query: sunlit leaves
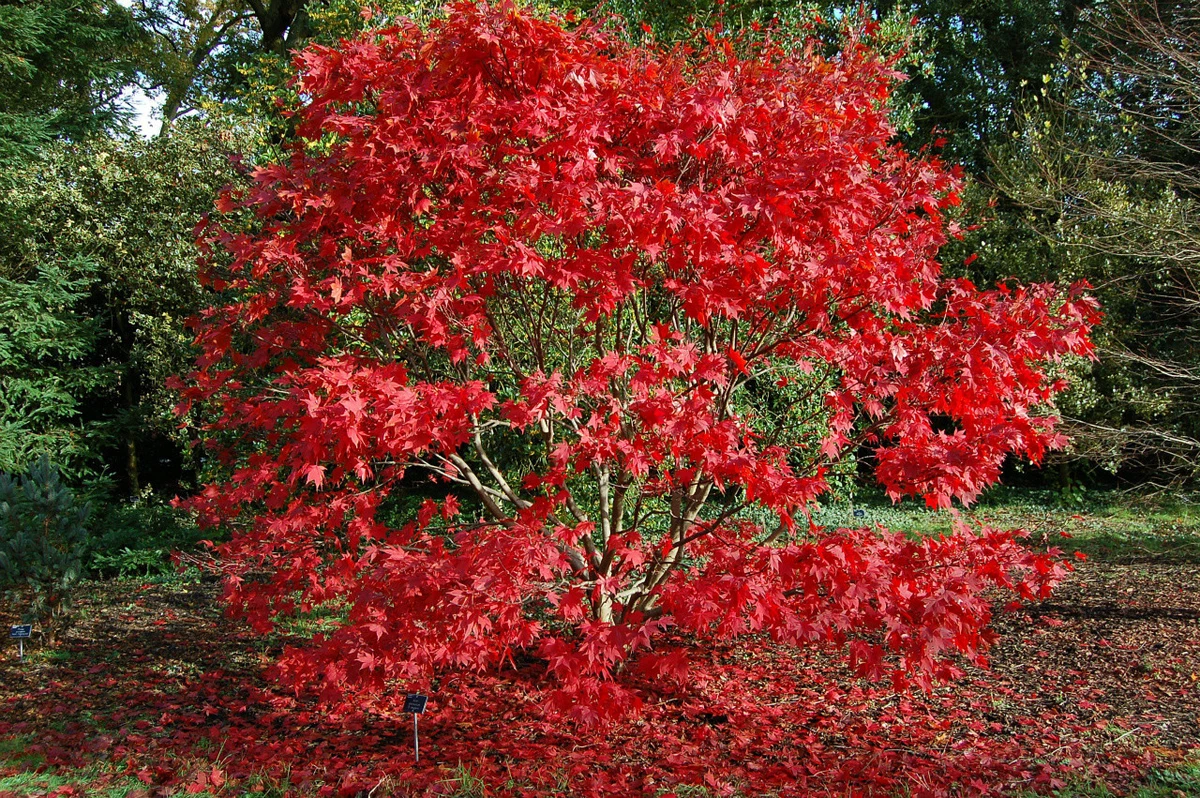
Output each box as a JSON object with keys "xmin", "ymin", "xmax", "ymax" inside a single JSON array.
[{"xmin": 179, "ymin": 1, "xmax": 1097, "ymax": 721}]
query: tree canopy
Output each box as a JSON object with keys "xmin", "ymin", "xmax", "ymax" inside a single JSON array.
[
  {"xmin": 177, "ymin": 1, "xmax": 1097, "ymax": 718},
  {"xmin": 0, "ymin": 0, "xmax": 143, "ymax": 163}
]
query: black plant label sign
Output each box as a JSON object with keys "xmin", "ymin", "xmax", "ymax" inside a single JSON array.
[
  {"xmin": 9, "ymin": 625, "xmax": 31, "ymax": 639},
  {"xmin": 403, "ymin": 694, "xmax": 428, "ymax": 714}
]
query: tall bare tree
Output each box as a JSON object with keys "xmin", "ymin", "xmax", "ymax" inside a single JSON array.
[{"xmin": 994, "ymin": 0, "xmax": 1200, "ymax": 487}]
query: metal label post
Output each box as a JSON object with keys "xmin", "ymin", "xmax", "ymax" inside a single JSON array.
[
  {"xmin": 10, "ymin": 625, "xmax": 31, "ymax": 661},
  {"xmin": 402, "ymin": 694, "xmax": 428, "ymax": 763}
]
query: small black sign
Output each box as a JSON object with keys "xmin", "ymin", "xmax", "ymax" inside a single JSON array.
[
  {"xmin": 402, "ymin": 694, "xmax": 428, "ymax": 714},
  {"xmin": 853, "ymin": 509, "xmax": 866, "ymax": 518},
  {"xmin": 9, "ymin": 625, "xmax": 31, "ymax": 639}
]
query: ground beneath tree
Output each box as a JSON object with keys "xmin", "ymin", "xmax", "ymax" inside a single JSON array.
[{"xmin": 1, "ymin": 557, "xmax": 1198, "ymax": 797}]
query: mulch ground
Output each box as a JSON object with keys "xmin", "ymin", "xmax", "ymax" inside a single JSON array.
[{"xmin": 0, "ymin": 558, "xmax": 1197, "ymax": 797}]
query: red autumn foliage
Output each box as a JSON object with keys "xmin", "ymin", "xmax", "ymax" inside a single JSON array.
[{"xmin": 176, "ymin": 1, "xmax": 1099, "ymax": 721}]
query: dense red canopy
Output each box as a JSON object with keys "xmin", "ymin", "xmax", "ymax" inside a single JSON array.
[{"xmin": 177, "ymin": 1, "xmax": 1098, "ymax": 722}]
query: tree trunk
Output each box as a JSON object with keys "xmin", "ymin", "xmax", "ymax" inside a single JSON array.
[
  {"xmin": 253, "ymin": 0, "xmax": 309, "ymax": 55},
  {"xmin": 124, "ymin": 364, "xmax": 140, "ymax": 497}
]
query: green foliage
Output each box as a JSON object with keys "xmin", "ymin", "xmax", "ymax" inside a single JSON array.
[
  {"xmin": 0, "ymin": 258, "xmax": 114, "ymax": 479},
  {"xmin": 0, "ymin": 0, "xmax": 144, "ymax": 164},
  {"xmin": 876, "ymin": 0, "xmax": 1086, "ymax": 170},
  {"xmin": 89, "ymin": 497, "xmax": 211, "ymax": 577},
  {"xmin": 89, "ymin": 546, "xmax": 168, "ymax": 579},
  {"xmin": 0, "ymin": 122, "xmax": 248, "ymax": 498},
  {"xmin": 0, "ymin": 455, "xmax": 90, "ymax": 637},
  {"xmin": 986, "ymin": 2, "xmax": 1200, "ymax": 487},
  {"xmin": 131, "ymin": 0, "xmax": 262, "ymax": 134}
]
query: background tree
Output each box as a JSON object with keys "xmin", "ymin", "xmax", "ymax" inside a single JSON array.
[
  {"xmin": 131, "ymin": 0, "xmax": 258, "ymax": 134},
  {"xmin": 0, "ymin": 260, "xmax": 110, "ymax": 478},
  {"xmin": 874, "ymin": 0, "xmax": 1088, "ymax": 171},
  {"xmin": 0, "ymin": 123, "xmax": 247, "ymax": 496},
  {"xmin": 126, "ymin": 0, "xmax": 451, "ymax": 139},
  {"xmin": 0, "ymin": 455, "xmax": 90, "ymax": 642},
  {"xmin": 0, "ymin": 0, "xmax": 144, "ymax": 164},
  {"xmin": 992, "ymin": 0, "xmax": 1200, "ymax": 486}
]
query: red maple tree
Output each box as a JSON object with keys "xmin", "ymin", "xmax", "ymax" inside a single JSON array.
[{"xmin": 177, "ymin": 2, "xmax": 1099, "ymax": 722}]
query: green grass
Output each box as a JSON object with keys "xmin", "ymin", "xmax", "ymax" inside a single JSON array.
[
  {"xmin": 663, "ymin": 786, "xmax": 719, "ymax": 797},
  {"xmin": 444, "ymin": 762, "xmax": 490, "ymax": 797},
  {"xmin": 0, "ymin": 735, "xmax": 42, "ymax": 771},
  {"xmin": 1028, "ymin": 759, "xmax": 1200, "ymax": 796},
  {"xmin": 0, "ymin": 770, "xmax": 148, "ymax": 797},
  {"xmin": 812, "ymin": 488, "xmax": 1200, "ymax": 563},
  {"xmin": 0, "ymin": 760, "xmax": 310, "ymax": 797},
  {"xmin": 270, "ymin": 601, "xmax": 350, "ymax": 640},
  {"xmin": 1142, "ymin": 760, "xmax": 1200, "ymax": 794}
]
